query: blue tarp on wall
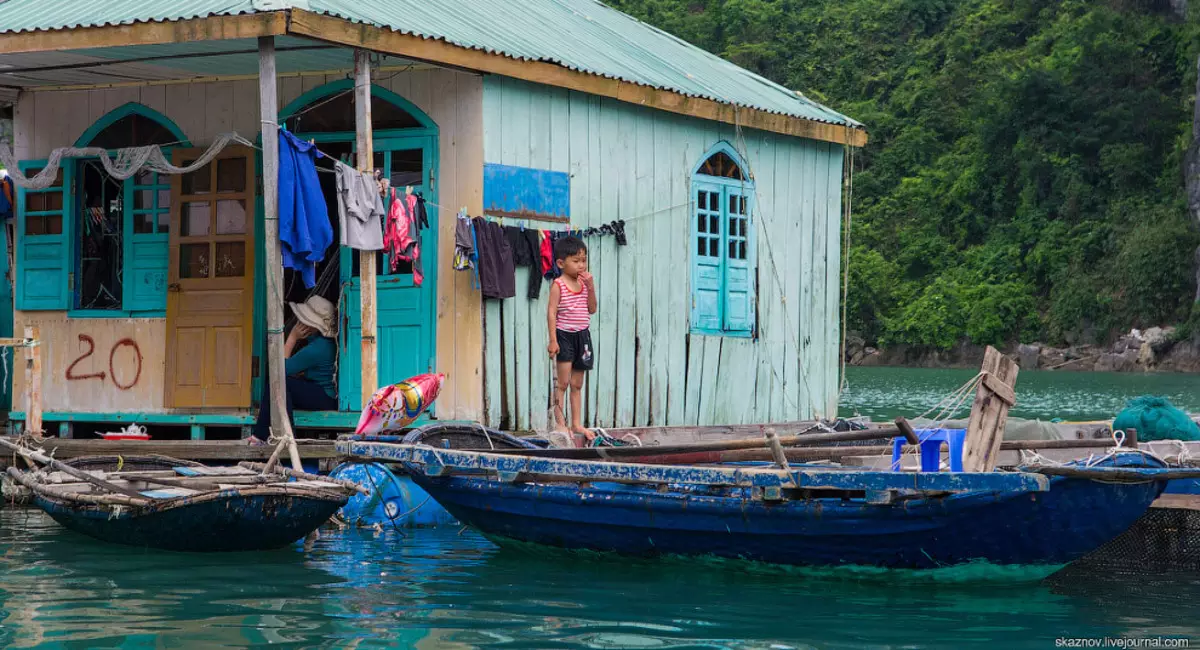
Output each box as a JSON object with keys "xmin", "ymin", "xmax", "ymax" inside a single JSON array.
[{"xmin": 483, "ymin": 163, "xmax": 570, "ymax": 221}]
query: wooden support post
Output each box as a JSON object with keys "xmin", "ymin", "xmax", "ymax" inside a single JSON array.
[
  {"xmin": 962, "ymin": 346, "xmax": 1020, "ymax": 472},
  {"xmin": 258, "ymin": 36, "xmax": 301, "ymax": 471},
  {"xmin": 58, "ymin": 422, "xmax": 70, "ymax": 439},
  {"xmin": 190, "ymin": 424, "xmax": 204, "ymax": 441},
  {"xmin": 24, "ymin": 326, "xmax": 41, "ymax": 437},
  {"xmin": 764, "ymin": 427, "xmax": 791, "ymax": 471},
  {"xmin": 355, "ymin": 49, "xmax": 379, "ymax": 405}
]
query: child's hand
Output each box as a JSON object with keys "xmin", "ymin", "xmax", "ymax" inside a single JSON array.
[
  {"xmin": 580, "ymin": 271, "xmax": 594, "ymax": 286},
  {"xmin": 548, "ymin": 342, "xmax": 560, "ymax": 358}
]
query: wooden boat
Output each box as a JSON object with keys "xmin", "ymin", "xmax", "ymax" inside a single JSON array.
[
  {"xmin": 337, "ymin": 437, "xmax": 1190, "ymax": 569},
  {"xmin": 5, "ymin": 446, "xmax": 362, "ymax": 552}
]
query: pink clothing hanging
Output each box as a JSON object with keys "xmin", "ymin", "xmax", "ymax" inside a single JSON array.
[{"xmin": 383, "ymin": 189, "xmax": 424, "ymax": 286}]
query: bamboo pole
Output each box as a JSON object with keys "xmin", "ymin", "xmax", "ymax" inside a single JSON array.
[
  {"xmin": 355, "ymin": 49, "xmax": 379, "ymax": 405},
  {"xmin": 553, "ymin": 437, "xmax": 1135, "ymax": 466},
  {"xmin": 258, "ymin": 36, "xmax": 302, "ymax": 472},
  {"xmin": 239, "ymin": 461, "xmax": 369, "ymax": 494},
  {"xmin": 0, "ymin": 438, "xmax": 149, "ymax": 501},
  {"xmin": 7, "ymin": 467, "xmax": 147, "ymax": 507},
  {"xmin": 483, "ymin": 426, "xmax": 910, "ymax": 459},
  {"xmin": 24, "ymin": 326, "xmax": 41, "ymax": 437}
]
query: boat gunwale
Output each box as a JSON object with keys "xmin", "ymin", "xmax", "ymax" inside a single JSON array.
[{"xmin": 336, "ymin": 440, "xmax": 1055, "ymax": 494}]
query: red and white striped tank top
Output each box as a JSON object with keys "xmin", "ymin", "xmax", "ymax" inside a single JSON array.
[{"xmin": 555, "ymin": 277, "xmax": 590, "ymax": 332}]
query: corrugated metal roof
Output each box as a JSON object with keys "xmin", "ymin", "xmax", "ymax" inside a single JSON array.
[
  {"xmin": 0, "ymin": 0, "xmax": 261, "ymax": 32},
  {"xmin": 0, "ymin": 0, "xmax": 860, "ymax": 127}
]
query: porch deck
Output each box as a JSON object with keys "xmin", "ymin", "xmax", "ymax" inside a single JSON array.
[{"xmin": 8, "ymin": 410, "xmax": 360, "ymax": 439}]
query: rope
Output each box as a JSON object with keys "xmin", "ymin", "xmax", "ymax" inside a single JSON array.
[
  {"xmin": 839, "ymin": 129, "xmax": 855, "ymax": 396},
  {"xmin": 731, "ymin": 116, "xmax": 821, "ymax": 417}
]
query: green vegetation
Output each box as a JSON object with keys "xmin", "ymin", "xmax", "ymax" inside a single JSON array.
[{"xmin": 610, "ymin": 0, "xmax": 1200, "ymax": 348}]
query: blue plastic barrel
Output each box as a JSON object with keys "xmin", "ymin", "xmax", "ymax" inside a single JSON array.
[{"xmin": 329, "ymin": 462, "xmax": 455, "ymax": 527}]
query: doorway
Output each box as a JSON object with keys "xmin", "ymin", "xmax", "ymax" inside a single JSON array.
[{"xmin": 278, "ymin": 81, "xmax": 439, "ymax": 412}]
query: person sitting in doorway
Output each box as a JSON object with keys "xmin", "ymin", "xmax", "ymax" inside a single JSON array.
[{"xmin": 251, "ymin": 295, "xmax": 339, "ymax": 444}]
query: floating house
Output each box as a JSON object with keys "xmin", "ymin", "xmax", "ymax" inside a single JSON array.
[{"xmin": 0, "ymin": 0, "xmax": 866, "ymax": 439}]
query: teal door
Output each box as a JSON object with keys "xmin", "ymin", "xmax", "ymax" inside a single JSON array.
[{"xmin": 338, "ymin": 136, "xmax": 438, "ymax": 411}]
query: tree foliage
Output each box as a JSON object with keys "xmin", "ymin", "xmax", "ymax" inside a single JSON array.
[{"xmin": 610, "ymin": 0, "xmax": 1200, "ymax": 348}]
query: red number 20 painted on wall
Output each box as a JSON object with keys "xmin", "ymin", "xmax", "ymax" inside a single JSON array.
[{"xmin": 65, "ymin": 334, "xmax": 143, "ymax": 390}]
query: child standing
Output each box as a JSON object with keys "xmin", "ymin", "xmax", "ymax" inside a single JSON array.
[{"xmin": 547, "ymin": 236, "xmax": 597, "ymax": 441}]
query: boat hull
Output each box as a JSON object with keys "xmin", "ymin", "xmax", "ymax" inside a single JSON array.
[
  {"xmin": 410, "ymin": 464, "xmax": 1165, "ymax": 569},
  {"xmin": 35, "ymin": 492, "xmax": 344, "ymax": 552}
]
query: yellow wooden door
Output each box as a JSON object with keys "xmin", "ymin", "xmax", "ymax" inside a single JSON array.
[{"xmin": 164, "ymin": 147, "xmax": 256, "ymax": 408}]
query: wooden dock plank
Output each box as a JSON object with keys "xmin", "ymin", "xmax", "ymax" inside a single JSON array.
[{"xmin": 0, "ymin": 437, "xmax": 338, "ymax": 468}]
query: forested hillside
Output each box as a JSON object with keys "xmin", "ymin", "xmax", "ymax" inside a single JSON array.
[{"xmin": 609, "ymin": 0, "xmax": 1200, "ymax": 349}]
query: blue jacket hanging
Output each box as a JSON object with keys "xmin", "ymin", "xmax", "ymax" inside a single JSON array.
[{"xmin": 278, "ymin": 129, "xmax": 333, "ymax": 288}]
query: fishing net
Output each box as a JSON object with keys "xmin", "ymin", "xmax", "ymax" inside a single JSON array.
[
  {"xmin": 1112, "ymin": 395, "xmax": 1200, "ymax": 442},
  {"xmin": 0, "ymin": 133, "xmax": 254, "ymax": 189},
  {"xmin": 1049, "ymin": 505, "xmax": 1200, "ymax": 578}
]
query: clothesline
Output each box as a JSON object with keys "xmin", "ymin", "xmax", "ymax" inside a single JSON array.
[{"xmin": 425, "ymin": 198, "xmax": 691, "ymax": 230}]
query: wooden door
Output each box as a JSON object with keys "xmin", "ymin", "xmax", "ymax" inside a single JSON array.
[{"xmin": 164, "ymin": 147, "xmax": 256, "ymax": 408}]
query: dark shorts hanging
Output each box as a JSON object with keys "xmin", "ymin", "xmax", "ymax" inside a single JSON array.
[{"xmin": 556, "ymin": 328, "xmax": 594, "ymax": 371}]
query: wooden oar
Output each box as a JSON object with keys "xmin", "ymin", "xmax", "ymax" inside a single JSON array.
[
  {"xmin": 472, "ymin": 422, "xmax": 918, "ymax": 460},
  {"xmin": 0, "ymin": 438, "xmax": 149, "ymax": 500}
]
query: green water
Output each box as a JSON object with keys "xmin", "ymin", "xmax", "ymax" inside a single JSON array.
[
  {"xmin": 1, "ymin": 510, "xmax": 1199, "ymax": 649},
  {"xmin": 841, "ymin": 366, "xmax": 1200, "ymax": 422},
  {"xmin": 4, "ymin": 367, "xmax": 1200, "ymax": 648}
]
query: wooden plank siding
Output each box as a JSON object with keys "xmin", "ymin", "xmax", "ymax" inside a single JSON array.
[
  {"xmin": 12, "ymin": 68, "xmax": 486, "ymax": 420},
  {"xmin": 481, "ymin": 77, "xmax": 844, "ymax": 430}
]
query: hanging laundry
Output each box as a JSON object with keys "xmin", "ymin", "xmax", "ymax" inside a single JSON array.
[
  {"xmin": 473, "ymin": 217, "xmax": 515, "ymax": 299},
  {"xmin": 503, "ymin": 225, "xmax": 543, "ymax": 300},
  {"xmin": 390, "ymin": 190, "xmax": 425, "ymax": 287},
  {"xmin": 540, "ymin": 230, "xmax": 557, "ymax": 279},
  {"xmin": 334, "ymin": 160, "xmax": 385, "ymax": 252},
  {"xmin": 0, "ymin": 172, "xmax": 14, "ymax": 220},
  {"xmin": 453, "ymin": 209, "xmax": 475, "ymax": 271},
  {"xmin": 412, "ymin": 191, "xmax": 429, "ymax": 230},
  {"xmin": 542, "ymin": 230, "xmax": 568, "ymax": 281},
  {"xmin": 382, "ymin": 189, "xmax": 422, "ymax": 286},
  {"xmin": 279, "ymin": 130, "xmax": 334, "ymax": 289}
]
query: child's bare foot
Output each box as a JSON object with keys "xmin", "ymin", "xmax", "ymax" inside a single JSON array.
[{"xmin": 571, "ymin": 426, "xmax": 594, "ymax": 442}]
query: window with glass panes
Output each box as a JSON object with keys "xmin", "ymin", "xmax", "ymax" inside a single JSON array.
[{"xmin": 689, "ymin": 144, "xmax": 755, "ymax": 337}]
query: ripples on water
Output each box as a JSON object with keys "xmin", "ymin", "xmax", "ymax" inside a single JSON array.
[
  {"xmin": 1, "ymin": 509, "xmax": 1199, "ymax": 648},
  {"xmin": 840, "ymin": 367, "xmax": 1200, "ymax": 422}
]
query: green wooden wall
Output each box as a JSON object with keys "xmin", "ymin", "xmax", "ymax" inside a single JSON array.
[{"xmin": 481, "ymin": 77, "xmax": 845, "ymax": 430}]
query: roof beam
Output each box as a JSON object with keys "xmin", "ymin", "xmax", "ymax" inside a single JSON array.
[
  {"xmin": 286, "ymin": 10, "xmax": 867, "ymax": 146},
  {"xmin": 0, "ymin": 12, "xmax": 287, "ymax": 56}
]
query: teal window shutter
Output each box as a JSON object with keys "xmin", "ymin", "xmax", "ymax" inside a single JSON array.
[
  {"xmin": 15, "ymin": 160, "xmax": 72, "ymax": 311},
  {"xmin": 691, "ymin": 182, "xmax": 724, "ymax": 334},
  {"xmin": 723, "ymin": 188, "xmax": 754, "ymax": 335},
  {"xmin": 124, "ymin": 171, "xmax": 170, "ymax": 312}
]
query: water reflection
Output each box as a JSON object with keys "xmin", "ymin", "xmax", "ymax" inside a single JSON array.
[
  {"xmin": 1, "ymin": 510, "xmax": 1198, "ymax": 648},
  {"xmin": 841, "ymin": 367, "xmax": 1200, "ymax": 421}
]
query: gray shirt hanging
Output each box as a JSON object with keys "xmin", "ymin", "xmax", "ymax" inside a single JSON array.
[{"xmin": 334, "ymin": 160, "xmax": 385, "ymax": 251}]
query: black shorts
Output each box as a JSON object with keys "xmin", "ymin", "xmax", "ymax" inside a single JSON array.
[{"xmin": 556, "ymin": 328, "xmax": 594, "ymax": 371}]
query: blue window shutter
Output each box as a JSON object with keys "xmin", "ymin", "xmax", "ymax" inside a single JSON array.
[
  {"xmin": 723, "ymin": 187, "xmax": 754, "ymax": 335},
  {"xmin": 124, "ymin": 172, "xmax": 169, "ymax": 312},
  {"xmin": 690, "ymin": 182, "xmax": 724, "ymax": 333},
  {"xmin": 125, "ymin": 235, "xmax": 168, "ymax": 311},
  {"xmin": 15, "ymin": 160, "xmax": 71, "ymax": 311}
]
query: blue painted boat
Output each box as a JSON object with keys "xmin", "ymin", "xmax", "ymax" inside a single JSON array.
[
  {"xmin": 8, "ymin": 454, "xmax": 357, "ymax": 552},
  {"xmin": 336, "ymin": 439, "xmax": 1175, "ymax": 569}
]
